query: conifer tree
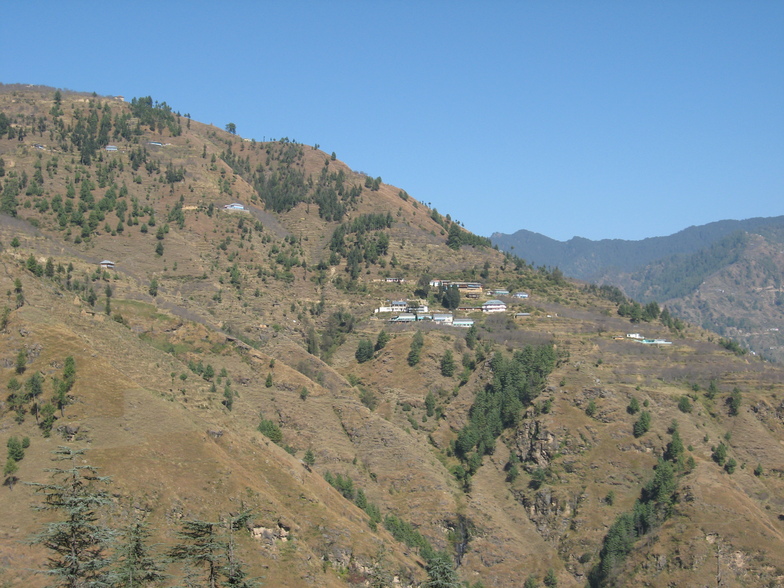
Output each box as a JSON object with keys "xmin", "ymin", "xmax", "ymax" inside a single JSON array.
[
  {"xmin": 114, "ymin": 516, "xmax": 167, "ymax": 587},
  {"xmin": 424, "ymin": 551, "xmax": 460, "ymax": 587},
  {"xmin": 375, "ymin": 329, "xmax": 390, "ymax": 351},
  {"xmin": 169, "ymin": 520, "xmax": 223, "ymax": 588},
  {"xmin": 440, "ymin": 350, "xmax": 455, "ymax": 377},
  {"xmin": 28, "ymin": 446, "xmax": 116, "ymax": 587},
  {"xmin": 168, "ymin": 512, "xmax": 253, "ymax": 588}
]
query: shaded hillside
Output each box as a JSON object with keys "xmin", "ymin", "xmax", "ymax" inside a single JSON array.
[
  {"xmin": 491, "ymin": 216, "xmax": 784, "ymax": 280},
  {"xmin": 2, "ymin": 85, "xmax": 784, "ymax": 588}
]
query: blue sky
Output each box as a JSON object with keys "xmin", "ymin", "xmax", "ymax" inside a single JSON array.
[{"xmin": 3, "ymin": 2, "xmax": 782, "ymax": 241}]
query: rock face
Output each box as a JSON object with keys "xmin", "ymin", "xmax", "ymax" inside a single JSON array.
[{"xmin": 513, "ymin": 412, "xmax": 559, "ymax": 468}]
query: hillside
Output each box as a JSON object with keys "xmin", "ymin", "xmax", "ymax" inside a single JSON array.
[
  {"xmin": 492, "ymin": 220, "xmax": 784, "ymax": 362},
  {"xmin": 2, "ymin": 84, "xmax": 784, "ymax": 587}
]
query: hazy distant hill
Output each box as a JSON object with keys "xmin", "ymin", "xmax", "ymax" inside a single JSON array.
[
  {"xmin": 491, "ymin": 215, "xmax": 784, "ymax": 280},
  {"xmin": 2, "ymin": 84, "xmax": 784, "ymax": 587},
  {"xmin": 492, "ymin": 218, "xmax": 784, "ymax": 361}
]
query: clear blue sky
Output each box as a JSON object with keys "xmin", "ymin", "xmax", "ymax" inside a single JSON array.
[{"xmin": 3, "ymin": 2, "xmax": 782, "ymax": 241}]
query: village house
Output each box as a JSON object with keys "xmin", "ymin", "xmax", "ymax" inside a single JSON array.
[
  {"xmin": 99, "ymin": 260, "xmax": 115, "ymax": 270},
  {"xmin": 482, "ymin": 299, "xmax": 507, "ymax": 313},
  {"xmin": 390, "ymin": 300, "xmax": 407, "ymax": 313},
  {"xmin": 390, "ymin": 313, "xmax": 416, "ymax": 323}
]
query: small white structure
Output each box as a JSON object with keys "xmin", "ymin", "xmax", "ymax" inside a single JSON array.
[
  {"xmin": 390, "ymin": 300, "xmax": 407, "ymax": 312},
  {"xmin": 105, "ymin": 145, "xmax": 118, "ymax": 152},
  {"xmin": 99, "ymin": 260, "xmax": 115, "ymax": 270},
  {"xmin": 514, "ymin": 292, "xmax": 529, "ymax": 299},
  {"xmin": 390, "ymin": 313, "xmax": 416, "ymax": 323},
  {"xmin": 452, "ymin": 318, "xmax": 474, "ymax": 328},
  {"xmin": 432, "ymin": 313, "xmax": 454, "ymax": 324},
  {"xmin": 627, "ymin": 333, "xmax": 643, "ymax": 340},
  {"xmin": 482, "ymin": 300, "xmax": 507, "ymax": 313},
  {"xmin": 492, "ymin": 289, "xmax": 510, "ymax": 296},
  {"xmin": 223, "ymin": 203, "xmax": 246, "ymax": 211}
]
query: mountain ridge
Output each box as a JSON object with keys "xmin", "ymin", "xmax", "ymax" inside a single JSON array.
[
  {"xmin": 1, "ymin": 84, "xmax": 784, "ymax": 587},
  {"xmin": 491, "ymin": 215, "xmax": 784, "ymax": 278}
]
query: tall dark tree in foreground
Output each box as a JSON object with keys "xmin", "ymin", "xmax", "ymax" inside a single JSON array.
[
  {"xmin": 28, "ymin": 446, "xmax": 116, "ymax": 587},
  {"xmin": 424, "ymin": 551, "xmax": 460, "ymax": 587}
]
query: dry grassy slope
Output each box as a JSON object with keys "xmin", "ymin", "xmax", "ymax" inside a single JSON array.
[
  {"xmin": 2, "ymin": 85, "xmax": 784, "ymax": 587},
  {"xmin": 0, "ymin": 261, "xmax": 430, "ymax": 587}
]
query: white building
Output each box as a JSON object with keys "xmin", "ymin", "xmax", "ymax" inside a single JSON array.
[{"xmin": 482, "ymin": 300, "xmax": 507, "ymax": 313}]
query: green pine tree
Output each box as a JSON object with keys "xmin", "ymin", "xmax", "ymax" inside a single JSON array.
[
  {"xmin": 114, "ymin": 516, "xmax": 167, "ymax": 587},
  {"xmin": 28, "ymin": 447, "xmax": 116, "ymax": 586}
]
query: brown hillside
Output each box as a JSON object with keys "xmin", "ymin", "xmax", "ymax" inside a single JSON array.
[{"xmin": 1, "ymin": 84, "xmax": 784, "ymax": 587}]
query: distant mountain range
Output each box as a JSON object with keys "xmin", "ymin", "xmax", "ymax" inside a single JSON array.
[{"xmin": 492, "ymin": 216, "xmax": 784, "ymax": 361}]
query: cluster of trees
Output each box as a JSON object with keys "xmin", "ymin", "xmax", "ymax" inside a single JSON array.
[
  {"xmin": 327, "ymin": 212, "xmax": 394, "ymax": 278},
  {"xmin": 408, "ymin": 331, "xmax": 425, "ymax": 367},
  {"xmin": 8, "ymin": 147, "xmax": 161, "ymax": 242},
  {"xmin": 27, "ymin": 447, "xmax": 253, "ymax": 587},
  {"xmin": 314, "ymin": 309, "xmax": 356, "ymax": 361},
  {"xmin": 719, "ymin": 337, "xmax": 747, "ymax": 356},
  {"xmin": 252, "ymin": 156, "xmax": 308, "ymax": 213},
  {"xmin": 440, "ymin": 284, "xmax": 461, "ymax": 310},
  {"xmin": 446, "ymin": 222, "xmax": 491, "ymax": 250},
  {"xmin": 323, "ymin": 471, "xmax": 382, "ymax": 530},
  {"xmin": 6, "ymin": 355, "xmax": 74, "ymax": 435},
  {"xmin": 221, "ymin": 140, "xmax": 365, "ymax": 219},
  {"xmin": 129, "ymin": 96, "xmax": 183, "ymax": 137},
  {"xmin": 314, "ymin": 167, "xmax": 362, "ymax": 221},
  {"xmin": 590, "ymin": 428, "xmax": 686, "ymax": 587},
  {"xmin": 320, "ymin": 469, "xmax": 462, "ymax": 585},
  {"xmin": 3, "ymin": 435, "xmax": 29, "ymax": 487},
  {"xmin": 257, "ymin": 413, "xmax": 283, "ymax": 444},
  {"xmin": 617, "ymin": 300, "xmax": 662, "ymax": 323},
  {"xmin": 453, "ymin": 345, "xmax": 556, "ymax": 482}
]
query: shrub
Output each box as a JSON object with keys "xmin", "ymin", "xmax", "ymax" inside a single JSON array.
[
  {"xmin": 258, "ymin": 418, "xmax": 282, "ymax": 443},
  {"xmin": 633, "ymin": 411, "xmax": 651, "ymax": 438},
  {"xmin": 355, "ymin": 339, "xmax": 374, "ymax": 363}
]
